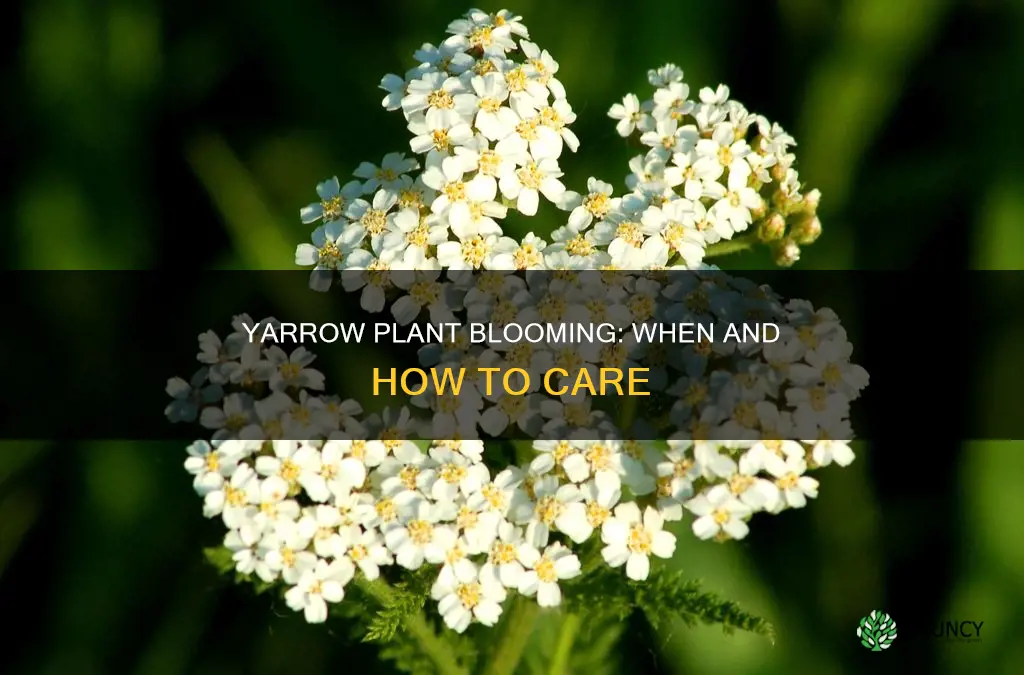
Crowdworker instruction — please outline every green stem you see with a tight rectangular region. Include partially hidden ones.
[704,235,758,258]
[404,613,469,675]
[355,577,469,675]
[482,597,539,675]
[547,614,581,675]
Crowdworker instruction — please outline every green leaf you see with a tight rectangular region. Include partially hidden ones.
[353,575,473,675]
[202,546,235,575]
[633,569,775,642]
[362,573,431,643]
[562,566,774,644]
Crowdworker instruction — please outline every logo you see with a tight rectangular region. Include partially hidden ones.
[857,610,898,651]
[934,620,983,643]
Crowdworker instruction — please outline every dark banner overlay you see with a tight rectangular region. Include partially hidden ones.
[2,270,1021,441]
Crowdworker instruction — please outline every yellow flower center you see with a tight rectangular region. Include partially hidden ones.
[733,402,759,428]
[350,440,366,460]
[718,146,734,167]
[280,459,300,483]
[584,443,612,470]
[482,483,505,510]
[225,485,246,507]
[489,541,518,564]
[410,280,440,305]
[361,208,388,235]
[375,498,397,522]
[431,129,450,151]
[205,453,220,472]
[535,496,562,524]
[776,472,799,490]
[656,475,673,497]
[443,180,466,202]
[456,581,482,608]
[535,557,557,583]
[427,89,455,109]
[376,168,397,182]
[797,326,818,348]
[729,474,754,495]
[565,234,593,257]
[406,222,430,248]
[407,519,433,545]
[515,118,540,141]
[469,26,493,48]
[457,506,479,531]
[627,295,655,321]
[460,235,488,268]
[586,501,610,527]
[398,188,424,209]
[513,243,541,269]
[809,387,828,412]
[505,66,527,91]
[627,524,652,554]
[537,295,566,323]
[614,221,644,248]
[478,150,500,176]
[473,59,497,75]
[563,403,588,427]
[321,195,344,221]
[516,163,543,190]
[399,466,419,491]
[440,463,467,485]
[279,362,301,379]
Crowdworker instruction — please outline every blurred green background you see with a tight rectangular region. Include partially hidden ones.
[4,0,1024,673]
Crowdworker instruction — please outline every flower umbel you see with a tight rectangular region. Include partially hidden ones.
[169,8,864,651]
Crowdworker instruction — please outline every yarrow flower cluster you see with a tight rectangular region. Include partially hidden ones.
[295,7,820,287]
[169,8,866,635]
[607,67,821,267]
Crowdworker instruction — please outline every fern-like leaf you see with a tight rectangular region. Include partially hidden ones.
[362,576,429,643]
[632,569,776,643]
[562,565,774,644]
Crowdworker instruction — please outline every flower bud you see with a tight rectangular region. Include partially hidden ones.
[791,216,821,245]
[772,238,801,267]
[749,195,767,221]
[770,188,789,212]
[802,188,821,214]
[758,212,786,242]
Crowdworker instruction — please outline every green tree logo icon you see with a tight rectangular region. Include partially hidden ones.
[857,610,898,651]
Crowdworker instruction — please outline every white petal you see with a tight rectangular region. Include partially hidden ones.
[537,581,562,607]
[304,596,328,623]
[517,189,539,216]
[626,553,651,581]
[650,530,676,559]
[691,515,719,540]
[601,543,629,567]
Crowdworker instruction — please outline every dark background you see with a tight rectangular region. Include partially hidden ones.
[3,0,1024,673]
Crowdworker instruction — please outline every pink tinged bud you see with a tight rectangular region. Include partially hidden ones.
[759,212,786,242]
[792,216,821,245]
[803,188,821,212]
[772,238,801,267]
